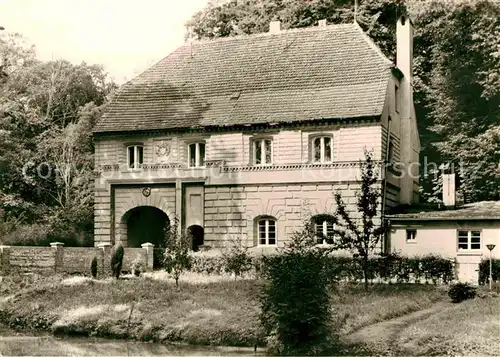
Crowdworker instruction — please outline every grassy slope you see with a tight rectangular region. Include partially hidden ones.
[0,272,447,350]
[345,296,500,356]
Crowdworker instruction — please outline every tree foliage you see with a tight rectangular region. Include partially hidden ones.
[0,31,116,245]
[187,0,500,203]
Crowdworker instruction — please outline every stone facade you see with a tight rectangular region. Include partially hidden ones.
[92,16,420,250]
[93,120,399,249]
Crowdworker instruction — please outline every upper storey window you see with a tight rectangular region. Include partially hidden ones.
[312,136,332,163]
[127,145,144,170]
[253,138,272,165]
[189,142,205,167]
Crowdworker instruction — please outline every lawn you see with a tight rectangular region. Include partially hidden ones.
[344,295,500,356]
[3,272,497,355]
[0,271,449,351]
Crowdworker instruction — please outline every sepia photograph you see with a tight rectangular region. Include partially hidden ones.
[0,0,499,356]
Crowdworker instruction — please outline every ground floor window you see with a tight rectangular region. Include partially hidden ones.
[258,218,277,245]
[457,230,481,250]
[312,214,336,244]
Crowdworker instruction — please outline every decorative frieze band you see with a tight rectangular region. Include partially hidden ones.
[96,160,383,174]
[221,161,382,173]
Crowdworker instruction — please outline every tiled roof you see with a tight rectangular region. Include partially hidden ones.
[387,201,500,221]
[94,23,393,133]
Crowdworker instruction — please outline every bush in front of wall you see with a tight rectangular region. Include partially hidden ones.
[448,282,477,303]
[90,256,98,279]
[110,244,124,279]
[222,237,253,278]
[479,259,500,285]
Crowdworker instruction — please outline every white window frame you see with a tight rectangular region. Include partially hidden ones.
[252,138,273,166]
[127,145,144,170]
[313,216,336,244]
[312,136,333,163]
[258,218,277,246]
[188,142,206,168]
[406,229,417,243]
[457,230,481,251]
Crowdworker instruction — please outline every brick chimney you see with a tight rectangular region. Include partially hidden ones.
[269,20,281,34]
[396,15,414,116]
[396,15,419,205]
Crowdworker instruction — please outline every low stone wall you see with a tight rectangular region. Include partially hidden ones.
[62,247,104,274]
[0,243,154,276]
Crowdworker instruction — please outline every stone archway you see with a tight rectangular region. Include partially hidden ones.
[121,206,170,248]
[187,225,204,251]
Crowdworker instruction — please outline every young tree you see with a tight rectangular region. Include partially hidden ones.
[333,151,386,289]
[163,218,192,289]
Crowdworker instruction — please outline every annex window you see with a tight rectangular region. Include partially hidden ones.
[406,229,417,242]
[188,142,205,167]
[388,141,395,163]
[312,136,333,163]
[127,145,144,170]
[253,138,273,165]
[395,84,400,113]
[457,230,481,251]
[258,217,277,245]
[312,214,336,244]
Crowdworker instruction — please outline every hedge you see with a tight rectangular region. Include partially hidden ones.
[324,254,455,284]
[479,259,500,285]
[184,250,454,284]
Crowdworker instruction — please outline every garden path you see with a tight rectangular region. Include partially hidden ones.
[342,301,461,355]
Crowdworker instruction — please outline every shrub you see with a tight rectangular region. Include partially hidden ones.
[110,245,124,279]
[222,236,253,278]
[190,250,226,275]
[323,254,454,284]
[90,256,98,279]
[448,282,477,303]
[1,223,52,246]
[479,259,500,285]
[260,223,333,355]
[131,256,144,277]
[260,250,332,355]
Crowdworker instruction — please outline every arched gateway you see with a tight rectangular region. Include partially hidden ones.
[120,206,170,248]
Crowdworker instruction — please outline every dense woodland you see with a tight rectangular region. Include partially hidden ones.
[0,0,499,245]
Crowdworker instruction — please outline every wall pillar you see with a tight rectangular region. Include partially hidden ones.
[97,242,112,275]
[50,242,65,273]
[141,242,155,271]
[0,245,10,275]
[175,179,183,235]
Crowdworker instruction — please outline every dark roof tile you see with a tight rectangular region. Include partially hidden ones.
[95,23,393,133]
[387,201,500,221]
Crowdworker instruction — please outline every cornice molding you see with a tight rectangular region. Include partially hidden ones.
[93,116,380,139]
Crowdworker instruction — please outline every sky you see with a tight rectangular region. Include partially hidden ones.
[0,0,208,84]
